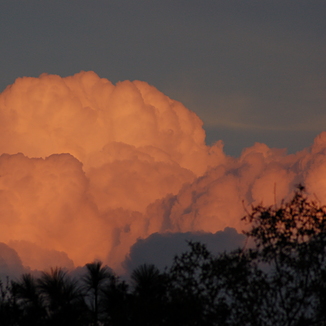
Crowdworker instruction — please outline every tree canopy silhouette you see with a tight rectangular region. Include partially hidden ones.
[1,186,326,325]
[83,261,112,325]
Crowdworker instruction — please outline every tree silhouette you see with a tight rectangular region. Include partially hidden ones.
[38,267,86,326]
[0,278,16,326]
[169,241,232,326]
[131,263,161,297]
[100,273,130,326]
[14,273,46,325]
[2,186,326,325]
[83,261,112,325]
[130,263,170,325]
[242,185,326,325]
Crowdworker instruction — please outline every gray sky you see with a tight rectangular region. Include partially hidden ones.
[1,0,325,156]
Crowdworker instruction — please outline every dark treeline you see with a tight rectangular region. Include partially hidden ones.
[2,186,326,325]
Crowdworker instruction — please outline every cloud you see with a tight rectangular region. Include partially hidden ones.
[0,71,214,175]
[8,240,74,271]
[0,243,25,281]
[123,227,246,275]
[1,71,326,276]
[0,71,222,273]
[144,140,326,238]
[0,152,107,267]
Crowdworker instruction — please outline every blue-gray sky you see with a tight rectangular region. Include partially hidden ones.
[1,0,325,156]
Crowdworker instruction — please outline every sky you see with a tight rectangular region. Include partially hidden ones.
[0,1,326,278]
[1,0,325,156]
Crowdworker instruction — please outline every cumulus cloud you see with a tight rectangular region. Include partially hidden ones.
[0,71,326,276]
[0,152,108,267]
[0,72,215,175]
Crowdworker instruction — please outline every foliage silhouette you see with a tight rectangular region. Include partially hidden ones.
[100,273,130,326]
[242,185,326,325]
[38,267,87,326]
[13,273,46,325]
[0,278,16,325]
[83,261,112,325]
[1,186,326,325]
[130,263,170,325]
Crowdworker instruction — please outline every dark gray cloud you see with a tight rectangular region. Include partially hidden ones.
[0,243,26,281]
[122,227,246,275]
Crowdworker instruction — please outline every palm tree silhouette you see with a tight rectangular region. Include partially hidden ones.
[38,267,84,325]
[14,273,45,325]
[131,264,162,298]
[83,261,112,325]
[131,264,169,325]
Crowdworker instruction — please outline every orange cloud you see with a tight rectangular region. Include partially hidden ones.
[0,71,325,274]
